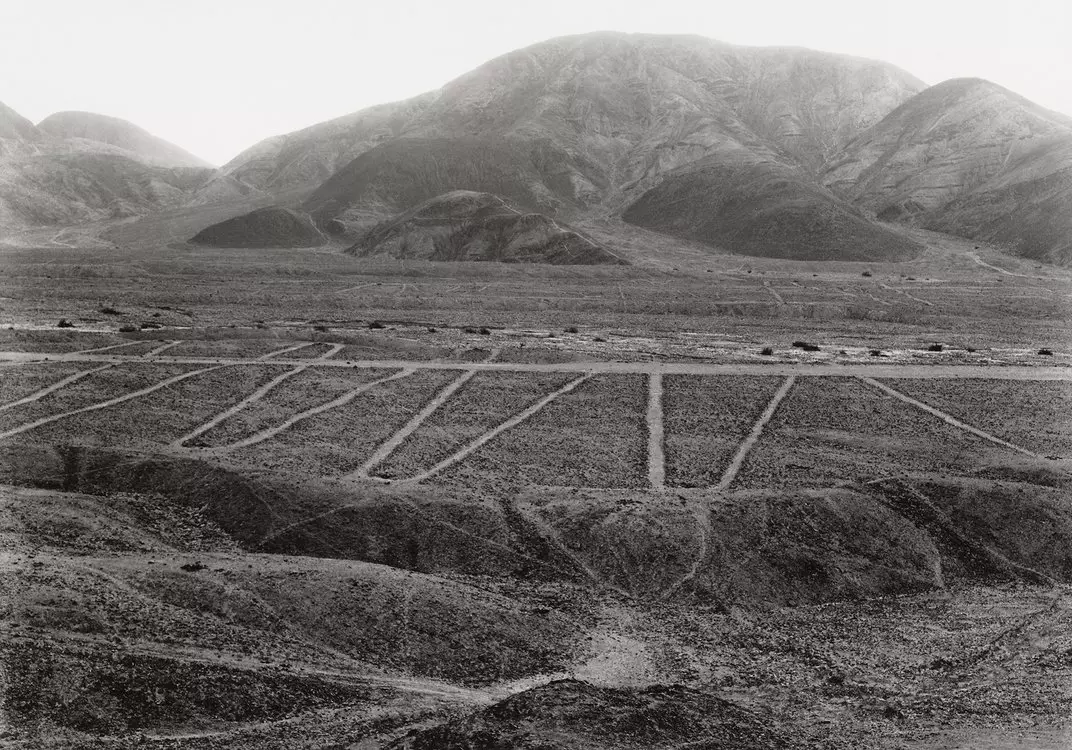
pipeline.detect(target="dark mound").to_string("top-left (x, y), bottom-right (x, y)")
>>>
top-left (304, 137), bottom-right (599, 226)
top-left (387, 679), bottom-right (802, 749)
top-left (350, 190), bottom-right (625, 265)
top-left (624, 157), bottom-right (922, 261)
top-left (190, 206), bottom-right (326, 248)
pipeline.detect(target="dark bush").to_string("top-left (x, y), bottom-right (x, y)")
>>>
top-left (139, 322), bottom-right (161, 330)
top-left (118, 326), bottom-right (137, 333)
top-left (99, 307), bottom-right (122, 315)
top-left (862, 271), bottom-right (873, 277)
top-left (760, 347), bottom-right (774, 356)
top-left (313, 324), bottom-right (329, 332)
top-left (478, 327), bottom-right (491, 335)
top-left (792, 341), bottom-right (820, 351)
top-left (463, 327), bottom-right (478, 334)
top-left (57, 319), bottom-right (75, 328)
top-left (1039, 348), bottom-right (1054, 356)
top-left (870, 349), bottom-right (883, 357)
top-left (368, 321), bottom-right (385, 330)
top-left (564, 326), bottom-right (579, 334)
top-left (927, 344), bottom-right (943, 352)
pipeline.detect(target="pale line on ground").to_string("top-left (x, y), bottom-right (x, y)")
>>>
top-left (73, 340), bottom-right (145, 354)
top-left (145, 340), bottom-right (182, 356)
top-left (761, 281), bottom-right (785, 305)
top-left (405, 373), bottom-right (592, 484)
top-left (858, 377), bottom-right (1044, 459)
top-left (346, 369), bottom-right (478, 480)
top-left (258, 342), bottom-right (315, 360)
top-left (0, 366), bottom-right (221, 441)
top-left (717, 375), bottom-right (797, 491)
top-left (647, 372), bottom-right (665, 490)
top-left (660, 503), bottom-right (711, 601)
top-left (0, 364), bottom-right (113, 412)
top-left (171, 365), bottom-right (309, 447)
top-left (203, 368), bottom-right (416, 453)
top-left (317, 343), bottom-right (346, 360)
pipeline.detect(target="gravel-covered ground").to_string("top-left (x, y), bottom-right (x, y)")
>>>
top-left (439, 374), bottom-right (649, 488)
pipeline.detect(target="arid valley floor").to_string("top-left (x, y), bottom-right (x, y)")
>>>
top-left (2, 219), bottom-right (1072, 749)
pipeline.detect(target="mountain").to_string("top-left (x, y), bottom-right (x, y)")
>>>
top-left (822, 78), bottom-right (1072, 263)
top-left (349, 190), bottom-right (624, 264)
top-left (200, 32), bottom-right (926, 261)
top-left (0, 103), bottom-right (214, 229)
top-left (37, 111), bottom-right (212, 168)
top-left (191, 206), bottom-right (326, 248)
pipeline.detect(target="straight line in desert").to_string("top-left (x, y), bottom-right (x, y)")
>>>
top-left (258, 342), bottom-right (315, 359)
top-left (1, 351), bottom-right (1070, 380)
top-left (0, 363), bottom-right (116, 413)
top-left (203, 368), bottom-right (416, 453)
top-left (0, 366), bottom-right (222, 441)
top-left (403, 373), bottom-right (592, 484)
top-left (144, 340), bottom-right (182, 356)
top-left (647, 372), bottom-right (665, 490)
top-left (716, 375), bottom-right (796, 491)
top-left (858, 377), bottom-right (1044, 458)
top-left (73, 340), bottom-right (147, 355)
top-left (172, 365), bottom-right (309, 447)
top-left (317, 343), bottom-right (346, 360)
top-left (347, 369), bottom-right (478, 480)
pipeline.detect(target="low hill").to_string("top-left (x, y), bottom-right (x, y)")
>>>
top-left (38, 111), bottom-right (212, 168)
top-left (349, 190), bottom-right (624, 264)
top-left (623, 148), bottom-right (922, 261)
top-left (387, 679), bottom-right (804, 749)
top-left (0, 101), bottom-right (40, 151)
top-left (190, 206), bottom-right (326, 248)
top-left (303, 137), bottom-right (591, 228)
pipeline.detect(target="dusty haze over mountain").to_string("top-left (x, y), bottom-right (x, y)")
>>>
top-left (2, 0), bottom-right (1069, 165)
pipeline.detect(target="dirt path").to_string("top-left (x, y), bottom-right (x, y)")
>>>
top-left (859, 377), bottom-right (1045, 459)
top-left (762, 280), bottom-right (785, 305)
top-left (0, 366), bottom-right (221, 441)
top-left (193, 368), bottom-right (415, 454)
top-left (646, 373), bottom-right (665, 490)
top-left (403, 374), bottom-right (592, 483)
top-left (73, 340), bottom-right (147, 355)
top-left (318, 343), bottom-right (346, 360)
top-left (2, 350), bottom-right (1069, 380)
top-left (345, 369), bottom-right (477, 480)
top-left (0, 364), bottom-right (113, 412)
top-left (966, 251), bottom-right (1038, 279)
top-left (172, 365), bottom-right (309, 447)
top-left (717, 375), bottom-right (796, 491)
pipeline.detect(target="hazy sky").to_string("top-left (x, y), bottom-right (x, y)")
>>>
top-left (3, 0), bottom-right (1069, 166)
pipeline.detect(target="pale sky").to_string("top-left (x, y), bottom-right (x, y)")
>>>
top-left (2, 0), bottom-right (1069, 166)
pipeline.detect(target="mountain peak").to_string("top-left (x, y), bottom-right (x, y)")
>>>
top-left (37, 110), bottom-right (212, 168)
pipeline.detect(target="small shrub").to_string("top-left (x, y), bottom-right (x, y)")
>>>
top-left (870, 349), bottom-right (883, 357)
top-left (965, 346), bottom-right (977, 353)
top-left (118, 325), bottom-right (137, 333)
top-left (1038, 348), bottom-right (1054, 356)
top-left (254, 321), bottom-right (269, 330)
top-left (140, 322), bottom-right (162, 330)
top-left (862, 271), bottom-right (873, 277)
top-left (368, 321), bottom-right (385, 330)
top-left (99, 306), bottom-right (121, 315)
top-left (180, 562), bottom-right (207, 572)
top-left (760, 346), bottom-right (774, 356)
top-left (594, 336), bottom-right (606, 343)
top-left (792, 341), bottom-right (820, 351)
top-left (463, 327), bottom-right (478, 334)
top-left (927, 344), bottom-right (943, 352)
top-left (56, 319), bottom-right (75, 328)
top-left (313, 324), bottom-right (329, 332)
top-left (478, 327), bottom-right (491, 335)
top-left (564, 326), bottom-right (579, 334)
top-left (427, 327), bottom-right (437, 333)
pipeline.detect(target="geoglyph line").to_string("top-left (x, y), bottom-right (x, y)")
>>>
top-left (198, 368), bottom-right (416, 453)
top-left (859, 377), bottom-right (1044, 458)
top-left (0, 367), bottom-right (222, 441)
top-left (717, 375), bottom-right (796, 491)
top-left (145, 340), bottom-right (182, 357)
top-left (317, 343), bottom-right (346, 360)
top-left (647, 373), bottom-right (665, 490)
top-left (661, 502), bottom-right (711, 601)
top-left (172, 365), bottom-right (309, 447)
top-left (258, 342), bottom-right (315, 360)
top-left (0, 364), bottom-right (114, 412)
top-left (347, 369), bottom-right (478, 480)
top-left (73, 340), bottom-right (146, 355)
top-left (403, 373), bottom-right (592, 483)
